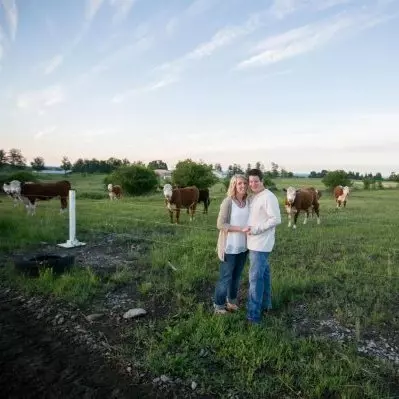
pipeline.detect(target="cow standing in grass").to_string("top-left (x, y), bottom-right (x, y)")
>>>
top-left (334, 185), bottom-right (350, 208)
top-left (20, 180), bottom-right (71, 215)
top-left (163, 184), bottom-right (199, 224)
top-left (283, 186), bottom-right (321, 228)
top-left (198, 188), bottom-right (211, 214)
top-left (107, 184), bottom-right (123, 200)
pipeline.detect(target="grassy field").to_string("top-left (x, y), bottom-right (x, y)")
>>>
top-left (0, 174), bottom-right (398, 398)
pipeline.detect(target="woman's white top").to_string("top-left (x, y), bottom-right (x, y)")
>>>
top-left (225, 200), bottom-right (249, 255)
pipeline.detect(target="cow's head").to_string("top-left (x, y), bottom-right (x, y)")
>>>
top-left (343, 186), bottom-right (350, 196)
top-left (2, 183), bottom-right (11, 194)
top-left (107, 183), bottom-right (113, 192)
top-left (163, 184), bottom-right (173, 210)
top-left (283, 186), bottom-right (298, 205)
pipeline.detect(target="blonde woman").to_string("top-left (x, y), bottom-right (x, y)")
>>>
top-left (214, 174), bottom-right (249, 314)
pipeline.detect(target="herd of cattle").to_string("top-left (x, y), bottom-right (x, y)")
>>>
top-left (2, 179), bottom-right (350, 227)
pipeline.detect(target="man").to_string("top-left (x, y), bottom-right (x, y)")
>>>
top-left (243, 169), bottom-right (281, 324)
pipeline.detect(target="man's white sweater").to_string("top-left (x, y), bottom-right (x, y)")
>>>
top-left (247, 189), bottom-right (281, 252)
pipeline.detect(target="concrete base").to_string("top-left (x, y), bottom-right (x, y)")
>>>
top-left (57, 240), bottom-right (86, 248)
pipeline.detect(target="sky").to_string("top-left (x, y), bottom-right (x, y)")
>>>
top-left (0, 0), bottom-right (398, 175)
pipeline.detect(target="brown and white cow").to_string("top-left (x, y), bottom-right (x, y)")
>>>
top-left (2, 180), bottom-right (22, 207)
top-left (163, 184), bottom-right (199, 224)
top-left (107, 183), bottom-right (123, 200)
top-left (20, 180), bottom-right (71, 215)
top-left (334, 185), bottom-right (350, 208)
top-left (283, 186), bottom-right (321, 228)
top-left (198, 188), bottom-right (211, 214)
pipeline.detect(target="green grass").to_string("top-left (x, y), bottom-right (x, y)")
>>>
top-left (0, 174), bottom-right (398, 397)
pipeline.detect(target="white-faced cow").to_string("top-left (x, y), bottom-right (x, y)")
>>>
top-left (334, 185), bottom-right (350, 208)
top-left (107, 183), bottom-right (122, 200)
top-left (2, 180), bottom-right (22, 207)
top-left (198, 188), bottom-right (211, 214)
top-left (283, 186), bottom-right (321, 229)
top-left (20, 180), bottom-right (71, 215)
top-left (163, 184), bottom-right (199, 224)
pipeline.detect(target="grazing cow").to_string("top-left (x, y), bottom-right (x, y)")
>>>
top-left (107, 183), bottom-right (123, 200)
top-left (2, 180), bottom-right (22, 206)
top-left (163, 184), bottom-right (199, 224)
top-left (283, 186), bottom-right (321, 229)
top-left (334, 185), bottom-right (350, 208)
top-left (20, 180), bottom-right (71, 215)
top-left (198, 188), bottom-right (211, 214)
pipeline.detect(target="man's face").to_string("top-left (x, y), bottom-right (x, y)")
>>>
top-left (249, 175), bottom-right (263, 193)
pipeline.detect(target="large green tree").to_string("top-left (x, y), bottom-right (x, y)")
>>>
top-left (8, 148), bottom-right (26, 168)
top-left (172, 159), bottom-right (217, 189)
top-left (148, 160), bottom-right (168, 170)
top-left (105, 165), bottom-right (158, 195)
top-left (31, 156), bottom-right (45, 171)
top-left (322, 170), bottom-right (352, 190)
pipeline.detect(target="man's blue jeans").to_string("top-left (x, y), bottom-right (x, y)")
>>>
top-left (214, 251), bottom-right (248, 309)
top-left (247, 250), bottom-right (271, 323)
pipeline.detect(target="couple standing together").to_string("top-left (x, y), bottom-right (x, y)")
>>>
top-left (214, 169), bottom-right (281, 324)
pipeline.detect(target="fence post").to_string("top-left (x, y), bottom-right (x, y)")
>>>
top-left (58, 190), bottom-right (86, 248)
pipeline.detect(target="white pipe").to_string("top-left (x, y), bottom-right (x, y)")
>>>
top-left (58, 190), bottom-right (85, 248)
top-left (69, 190), bottom-right (76, 243)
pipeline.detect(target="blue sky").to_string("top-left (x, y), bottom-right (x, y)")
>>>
top-left (0, 0), bottom-right (398, 174)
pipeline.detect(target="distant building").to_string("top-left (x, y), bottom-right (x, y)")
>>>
top-left (34, 168), bottom-right (72, 175)
top-left (154, 169), bottom-right (172, 180)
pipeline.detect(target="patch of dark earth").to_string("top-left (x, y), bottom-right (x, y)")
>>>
top-left (0, 233), bottom-right (213, 398)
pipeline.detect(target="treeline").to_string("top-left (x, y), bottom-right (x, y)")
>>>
top-left (308, 170), bottom-right (397, 181)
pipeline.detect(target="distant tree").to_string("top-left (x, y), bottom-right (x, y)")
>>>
top-left (214, 163), bottom-right (222, 172)
top-left (322, 170), bottom-right (352, 191)
top-left (0, 149), bottom-right (7, 168)
top-left (104, 165), bottom-right (158, 195)
top-left (30, 156), bottom-right (45, 171)
top-left (375, 172), bottom-right (383, 181)
top-left (172, 159), bottom-right (218, 189)
top-left (148, 160), bottom-right (168, 170)
top-left (246, 163), bottom-right (251, 174)
top-left (61, 156), bottom-right (72, 174)
top-left (226, 163), bottom-right (244, 178)
top-left (122, 158), bottom-right (130, 166)
top-left (271, 162), bottom-right (279, 178)
top-left (388, 172), bottom-right (399, 182)
top-left (8, 148), bottom-right (26, 168)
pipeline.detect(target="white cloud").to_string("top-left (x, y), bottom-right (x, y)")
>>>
top-left (166, 0), bottom-right (219, 36)
top-left (17, 85), bottom-right (66, 111)
top-left (34, 126), bottom-right (57, 140)
top-left (43, 54), bottom-right (64, 75)
top-left (236, 8), bottom-right (397, 69)
top-left (86, 0), bottom-right (105, 20)
top-left (187, 14), bottom-right (262, 60)
top-left (1, 0), bottom-right (18, 40)
top-left (109, 0), bottom-right (137, 24)
top-left (270, 0), bottom-right (351, 19)
top-left (112, 75), bottom-right (178, 103)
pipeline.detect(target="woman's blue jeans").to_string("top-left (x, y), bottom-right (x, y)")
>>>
top-left (214, 251), bottom-right (248, 309)
top-left (247, 250), bottom-right (271, 323)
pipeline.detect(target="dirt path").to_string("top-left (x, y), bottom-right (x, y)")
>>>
top-left (0, 290), bottom-right (167, 399)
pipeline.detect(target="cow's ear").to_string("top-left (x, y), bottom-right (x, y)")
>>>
top-left (296, 189), bottom-right (300, 193)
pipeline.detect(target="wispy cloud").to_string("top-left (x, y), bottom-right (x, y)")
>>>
top-left (43, 54), bottom-right (64, 75)
top-left (111, 75), bottom-right (178, 103)
top-left (187, 14), bottom-right (261, 60)
top-left (1, 0), bottom-right (18, 41)
top-left (109, 0), bottom-right (137, 24)
top-left (166, 0), bottom-right (219, 36)
top-left (236, 7), bottom-right (397, 70)
top-left (17, 85), bottom-right (66, 111)
top-left (86, 0), bottom-right (105, 21)
top-left (34, 126), bottom-right (57, 140)
top-left (269, 0), bottom-right (351, 19)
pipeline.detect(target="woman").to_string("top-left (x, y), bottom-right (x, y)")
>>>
top-left (214, 174), bottom-right (249, 314)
